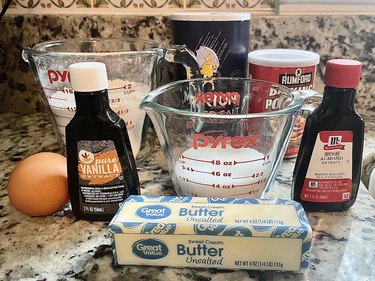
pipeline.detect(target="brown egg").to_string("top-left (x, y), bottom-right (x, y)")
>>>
top-left (7, 152), bottom-right (69, 216)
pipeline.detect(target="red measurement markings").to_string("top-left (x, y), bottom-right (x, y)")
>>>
top-left (179, 154), bottom-right (270, 167)
top-left (109, 86), bottom-right (127, 91)
top-left (109, 84), bottom-right (133, 91)
top-left (233, 155), bottom-right (270, 165)
top-left (212, 171), bottom-right (232, 177)
top-left (179, 154), bottom-right (235, 166)
top-left (50, 105), bottom-right (76, 112)
top-left (213, 184), bottom-right (234, 189)
top-left (231, 190), bottom-right (260, 197)
top-left (116, 109), bottom-right (129, 115)
top-left (178, 176), bottom-right (214, 187)
top-left (40, 86), bottom-right (74, 92)
top-left (232, 180), bottom-right (262, 187)
top-left (181, 165), bottom-right (232, 177)
top-left (179, 153), bottom-right (213, 164)
top-left (230, 179), bottom-right (267, 196)
top-left (110, 98), bottom-right (121, 103)
top-left (179, 177), bottom-right (252, 189)
top-left (49, 96), bottom-right (68, 101)
top-left (181, 165), bottom-right (212, 175)
top-left (233, 172), bottom-right (264, 180)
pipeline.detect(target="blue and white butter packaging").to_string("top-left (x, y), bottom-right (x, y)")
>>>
top-left (108, 196), bottom-right (312, 272)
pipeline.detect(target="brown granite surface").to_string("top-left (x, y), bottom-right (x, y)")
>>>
top-left (1, 15), bottom-right (375, 116)
top-left (0, 112), bottom-right (375, 281)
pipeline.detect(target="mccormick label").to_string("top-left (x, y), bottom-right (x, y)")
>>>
top-left (77, 140), bottom-right (128, 215)
top-left (249, 64), bottom-right (317, 158)
top-left (108, 196), bottom-right (313, 272)
top-left (300, 131), bottom-right (353, 202)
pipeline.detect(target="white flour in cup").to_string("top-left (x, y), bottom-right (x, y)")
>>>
top-left (47, 79), bottom-right (150, 157)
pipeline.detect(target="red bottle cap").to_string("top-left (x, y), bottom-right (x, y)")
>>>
top-left (324, 59), bottom-right (362, 88)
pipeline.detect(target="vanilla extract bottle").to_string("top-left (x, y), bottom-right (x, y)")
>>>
top-left (66, 62), bottom-right (140, 221)
top-left (292, 59), bottom-right (364, 212)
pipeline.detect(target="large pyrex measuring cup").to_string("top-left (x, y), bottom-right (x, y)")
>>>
top-left (22, 38), bottom-right (199, 161)
top-left (140, 78), bottom-right (320, 198)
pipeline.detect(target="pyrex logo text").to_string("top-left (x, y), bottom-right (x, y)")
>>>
top-left (193, 134), bottom-right (259, 149)
top-left (47, 69), bottom-right (71, 84)
top-left (193, 92), bottom-right (240, 107)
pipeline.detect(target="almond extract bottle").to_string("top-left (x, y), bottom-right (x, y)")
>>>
top-left (292, 59), bottom-right (364, 211)
top-left (66, 62), bottom-right (140, 221)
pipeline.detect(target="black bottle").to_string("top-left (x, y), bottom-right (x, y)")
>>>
top-left (292, 59), bottom-right (364, 212)
top-left (66, 62), bottom-right (140, 221)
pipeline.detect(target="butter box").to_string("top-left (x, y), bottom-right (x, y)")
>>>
top-left (108, 196), bottom-right (312, 272)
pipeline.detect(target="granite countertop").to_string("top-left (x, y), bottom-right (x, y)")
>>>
top-left (1, 112), bottom-right (375, 281)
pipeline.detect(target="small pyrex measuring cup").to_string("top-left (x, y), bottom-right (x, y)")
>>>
top-left (22, 38), bottom-right (199, 161)
top-left (140, 78), bottom-right (320, 198)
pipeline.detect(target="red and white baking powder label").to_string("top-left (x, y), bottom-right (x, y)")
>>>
top-left (249, 64), bottom-right (316, 112)
top-left (249, 64), bottom-right (317, 157)
top-left (300, 131), bottom-right (353, 203)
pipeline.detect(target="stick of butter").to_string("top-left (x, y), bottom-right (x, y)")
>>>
top-left (108, 196), bottom-right (312, 272)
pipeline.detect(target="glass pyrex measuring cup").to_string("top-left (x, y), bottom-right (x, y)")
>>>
top-left (140, 78), bottom-right (320, 198)
top-left (22, 38), bottom-right (200, 161)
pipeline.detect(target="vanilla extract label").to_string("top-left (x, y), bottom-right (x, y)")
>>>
top-left (77, 140), bottom-right (128, 215)
top-left (78, 140), bottom-right (124, 185)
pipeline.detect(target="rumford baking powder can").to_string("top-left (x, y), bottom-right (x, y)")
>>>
top-left (248, 49), bottom-right (320, 158)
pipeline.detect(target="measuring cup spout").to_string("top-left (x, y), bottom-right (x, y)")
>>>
top-left (159, 44), bottom-right (202, 79)
top-left (22, 48), bottom-right (32, 63)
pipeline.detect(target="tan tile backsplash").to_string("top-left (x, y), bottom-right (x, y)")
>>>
top-left (1, 0), bottom-right (275, 14)
top-left (3, 0), bottom-right (375, 15)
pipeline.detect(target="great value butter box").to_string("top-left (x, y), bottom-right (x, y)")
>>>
top-left (108, 196), bottom-right (312, 272)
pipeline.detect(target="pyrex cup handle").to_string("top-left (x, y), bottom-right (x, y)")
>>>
top-left (158, 44), bottom-right (202, 79)
top-left (138, 45), bottom-right (200, 162)
top-left (293, 89), bottom-right (322, 111)
top-left (22, 49), bottom-right (30, 63)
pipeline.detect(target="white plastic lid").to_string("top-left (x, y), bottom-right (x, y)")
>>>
top-left (170, 12), bottom-right (251, 22)
top-left (69, 62), bottom-right (108, 92)
top-left (248, 49), bottom-right (320, 67)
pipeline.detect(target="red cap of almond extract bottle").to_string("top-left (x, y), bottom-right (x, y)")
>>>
top-left (324, 59), bottom-right (362, 88)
